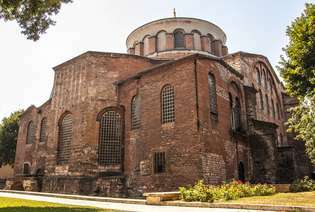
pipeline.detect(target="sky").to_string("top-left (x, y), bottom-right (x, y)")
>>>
top-left (0, 0), bottom-right (313, 120)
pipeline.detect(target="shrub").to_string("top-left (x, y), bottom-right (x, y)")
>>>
top-left (179, 180), bottom-right (276, 202)
top-left (289, 176), bottom-right (315, 192)
top-left (179, 181), bottom-right (214, 202)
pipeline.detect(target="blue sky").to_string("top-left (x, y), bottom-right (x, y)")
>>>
top-left (0, 0), bottom-right (313, 119)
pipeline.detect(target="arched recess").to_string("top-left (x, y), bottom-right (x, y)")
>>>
top-left (23, 162), bottom-right (31, 175)
top-left (97, 107), bottom-right (124, 172)
top-left (229, 81), bottom-right (243, 131)
top-left (192, 30), bottom-right (201, 50)
top-left (142, 35), bottom-right (150, 55)
top-left (173, 29), bottom-right (185, 49)
top-left (156, 30), bottom-right (167, 52)
top-left (238, 161), bottom-right (245, 182)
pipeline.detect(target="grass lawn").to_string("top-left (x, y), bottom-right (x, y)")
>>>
top-left (227, 191), bottom-right (315, 207)
top-left (0, 197), bottom-right (119, 212)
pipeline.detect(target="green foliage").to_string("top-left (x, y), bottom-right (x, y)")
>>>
top-left (287, 96), bottom-right (315, 164)
top-left (179, 180), bottom-right (276, 202)
top-left (278, 3), bottom-right (315, 165)
top-left (0, 0), bottom-right (72, 41)
top-left (278, 3), bottom-right (315, 98)
top-left (0, 110), bottom-right (23, 167)
top-left (290, 176), bottom-right (315, 192)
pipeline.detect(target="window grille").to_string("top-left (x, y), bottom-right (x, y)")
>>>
top-left (208, 73), bottom-right (217, 115)
top-left (161, 85), bottom-right (175, 124)
top-left (39, 118), bottom-right (47, 143)
top-left (131, 95), bottom-right (140, 129)
top-left (23, 163), bottom-right (30, 175)
top-left (26, 121), bottom-right (35, 144)
top-left (98, 110), bottom-right (122, 165)
top-left (57, 113), bottom-right (72, 165)
top-left (174, 30), bottom-right (184, 48)
top-left (154, 152), bottom-right (166, 173)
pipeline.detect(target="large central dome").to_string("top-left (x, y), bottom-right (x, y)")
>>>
top-left (126, 17), bottom-right (228, 59)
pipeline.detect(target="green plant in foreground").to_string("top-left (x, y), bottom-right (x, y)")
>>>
top-left (290, 176), bottom-right (315, 192)
top-left (179, 180), bottom-right (276, 202)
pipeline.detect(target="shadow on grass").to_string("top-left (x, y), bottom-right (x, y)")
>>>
top-left (0, 207), bottom-right (106, 212)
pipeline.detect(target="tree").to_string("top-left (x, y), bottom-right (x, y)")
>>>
top-left (0, 0), bottom-right (72, 41)
top-left (0, 110), bottom-right (23, 167)
top-left (278, 3), bottom-right (315, 164)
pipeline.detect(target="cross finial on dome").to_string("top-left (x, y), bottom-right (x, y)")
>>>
top-left (173, 8), bottom-right (176, 18)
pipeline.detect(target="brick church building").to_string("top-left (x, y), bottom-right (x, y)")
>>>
top-left (11, 17), bottom-right (313, 196)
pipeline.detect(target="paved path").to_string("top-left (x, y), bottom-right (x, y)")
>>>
top-left (0, 192), bottom-right (270, 212)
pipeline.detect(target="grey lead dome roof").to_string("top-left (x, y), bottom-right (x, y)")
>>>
top-left (126, 17), bottom-right (227, 48)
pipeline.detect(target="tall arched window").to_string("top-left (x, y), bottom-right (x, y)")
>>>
top-left (208, 73), bottom-right (217, 115)
top-left (57, 113), bottom-right (72, 165)
top-left (174, 30), bottom-right (184, 48)
top-left (131, 95), bottom-right (140, 129)
top-left (23, 163), bottom-right (30, 175)
top-left (26, 121), bottom-right (35, 144)
top-left (161, 84), bottom-right (175, 124)
top-left (98, 110), bottom-right (122, 166)
top-left (39, 118), bottom-right (47, 143)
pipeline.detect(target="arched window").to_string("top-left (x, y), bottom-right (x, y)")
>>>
top-left (161, 84), bottom-right (175, 124)
top-left (57, 113), bottom-right (72, 165)
top-left (157, 31), bottom-right (166, 52)
top-left (26, 121), bottom-right (35, 144)
top-left (39, 118), bottom-right (47, 143)
top-left (208, 73), bottom-right (217, 115)
top-left (174, 30), bottom-right (184, 49)
top-left (131, 95), bottom-right (140, 129)
top-left (23, 163), bottom-right (30, 175)
top-left (98, 110), bottom-right (122, 165)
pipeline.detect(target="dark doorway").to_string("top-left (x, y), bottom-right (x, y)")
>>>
top-left (238, 161), bottom-right (245, 182)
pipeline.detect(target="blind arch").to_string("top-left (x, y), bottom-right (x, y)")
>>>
top-left (208, 73), bottom-right (217, 114)
top-left (131, 95), bottom-right (140, 129)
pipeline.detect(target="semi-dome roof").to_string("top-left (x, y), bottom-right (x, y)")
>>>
top-left (126, 17), bottom-right (228, 59)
